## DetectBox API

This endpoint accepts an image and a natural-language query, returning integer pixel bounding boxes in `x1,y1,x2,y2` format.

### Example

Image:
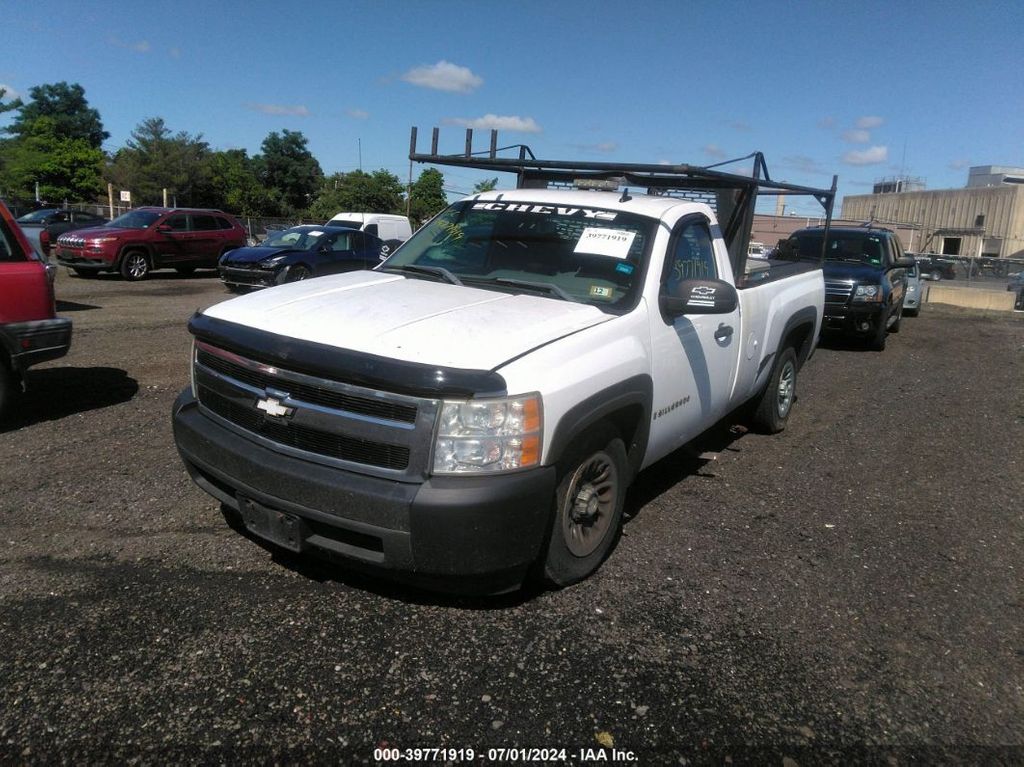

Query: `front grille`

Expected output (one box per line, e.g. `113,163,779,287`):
196,348,417,423
199,385,410,470
824,279,853,304
193,341,438,478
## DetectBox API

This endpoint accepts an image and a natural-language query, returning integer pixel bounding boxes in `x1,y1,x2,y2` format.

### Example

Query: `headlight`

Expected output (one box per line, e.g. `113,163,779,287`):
907,284,917,293
259,255,289,268
853,284,882,302
87,237,118,246
433,394,542,474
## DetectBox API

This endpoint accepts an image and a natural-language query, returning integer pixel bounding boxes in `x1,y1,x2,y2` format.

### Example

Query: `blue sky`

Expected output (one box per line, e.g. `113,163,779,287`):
3,0,1022,215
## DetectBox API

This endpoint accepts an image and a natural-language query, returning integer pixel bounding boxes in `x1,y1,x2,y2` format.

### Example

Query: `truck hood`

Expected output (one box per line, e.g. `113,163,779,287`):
201,270,613,370
822,261,885,282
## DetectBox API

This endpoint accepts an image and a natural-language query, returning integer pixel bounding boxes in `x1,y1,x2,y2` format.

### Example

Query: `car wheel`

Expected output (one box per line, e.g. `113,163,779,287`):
890,303,903,333
119,251,150,281
750,347,798,434
540,425,627,587
868,312,888,351
930,270,942,281
285,265,311,283
905,307,919,317
0,361,20,422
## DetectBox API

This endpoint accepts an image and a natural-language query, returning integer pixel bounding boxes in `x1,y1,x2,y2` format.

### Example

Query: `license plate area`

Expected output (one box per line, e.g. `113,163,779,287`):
238,496,307,553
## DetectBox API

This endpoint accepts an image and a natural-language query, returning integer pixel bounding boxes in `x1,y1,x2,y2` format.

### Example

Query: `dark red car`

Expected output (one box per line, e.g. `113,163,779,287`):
0,200,72,419
55,207,246,280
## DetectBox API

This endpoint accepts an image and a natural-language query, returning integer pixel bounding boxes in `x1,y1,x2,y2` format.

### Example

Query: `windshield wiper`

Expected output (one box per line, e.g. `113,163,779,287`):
464,276,575,302
381,264,463,285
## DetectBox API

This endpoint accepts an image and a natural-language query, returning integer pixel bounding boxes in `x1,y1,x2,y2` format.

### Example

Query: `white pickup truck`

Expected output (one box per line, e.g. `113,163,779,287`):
172,130,836,592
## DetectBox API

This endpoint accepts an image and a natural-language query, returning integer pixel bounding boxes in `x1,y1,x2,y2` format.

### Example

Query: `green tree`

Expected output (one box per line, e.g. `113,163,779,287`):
106,117,213,206
472,177,499,194
408,168,447,226
308,169,405,221
205,149,278,216
255,130,323,214
0,117,104,202
4,82,108,148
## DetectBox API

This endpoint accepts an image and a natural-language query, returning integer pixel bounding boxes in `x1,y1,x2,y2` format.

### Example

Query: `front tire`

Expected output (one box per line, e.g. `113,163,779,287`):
120,251,150,281
750,347,798,434
540,425,628,587
285,264,311,283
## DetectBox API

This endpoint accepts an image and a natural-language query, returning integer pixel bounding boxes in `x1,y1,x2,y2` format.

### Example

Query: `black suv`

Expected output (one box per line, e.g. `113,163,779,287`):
781,226,913,351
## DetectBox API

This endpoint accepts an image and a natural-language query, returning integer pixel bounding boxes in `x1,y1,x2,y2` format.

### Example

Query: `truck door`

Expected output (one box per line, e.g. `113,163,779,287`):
647,216,741,458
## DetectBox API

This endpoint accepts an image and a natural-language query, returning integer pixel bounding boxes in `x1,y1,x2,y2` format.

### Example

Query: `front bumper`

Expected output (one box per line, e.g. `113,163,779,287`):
56,247,115,271
7,318,73,372
219,265,280,290
822,302,886,335
172,390,556,591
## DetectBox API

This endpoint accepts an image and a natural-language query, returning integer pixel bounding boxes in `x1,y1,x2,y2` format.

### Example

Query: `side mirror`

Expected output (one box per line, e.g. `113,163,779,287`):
891,256,914,269
156,224,172,233
660,278,738,318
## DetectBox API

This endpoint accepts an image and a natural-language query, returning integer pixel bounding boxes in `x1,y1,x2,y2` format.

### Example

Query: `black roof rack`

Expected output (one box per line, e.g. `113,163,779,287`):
409,127,837,276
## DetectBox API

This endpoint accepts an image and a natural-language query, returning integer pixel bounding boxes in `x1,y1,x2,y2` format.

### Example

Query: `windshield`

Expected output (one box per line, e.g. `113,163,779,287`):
107,210,162,229
787,232,886,266
262,227,327,250
16,209,58,223
379,200,655,309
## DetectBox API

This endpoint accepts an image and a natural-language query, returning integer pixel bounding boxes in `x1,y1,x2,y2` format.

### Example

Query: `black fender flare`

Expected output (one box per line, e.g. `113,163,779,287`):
780,305,819,368
546,374,652,481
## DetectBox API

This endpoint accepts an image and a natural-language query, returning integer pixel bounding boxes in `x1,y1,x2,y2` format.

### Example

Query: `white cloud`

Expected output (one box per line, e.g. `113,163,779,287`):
245,103,311,117
703,143,727,159
571,141,618,153
0,83,20,100
402,61,483,93
843,146,888,166
856,115,884,129
346,108,369,120
842,129,871,144
109,36,151,53
729,120,752,132
818,116,836,129
444,114,541,133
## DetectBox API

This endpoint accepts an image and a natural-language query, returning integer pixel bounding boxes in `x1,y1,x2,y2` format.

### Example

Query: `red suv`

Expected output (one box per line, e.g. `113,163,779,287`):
55,207,246,280
0,200,72,419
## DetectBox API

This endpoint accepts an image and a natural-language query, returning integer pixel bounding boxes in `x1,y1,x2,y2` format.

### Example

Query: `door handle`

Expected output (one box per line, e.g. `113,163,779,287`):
714,323,734,342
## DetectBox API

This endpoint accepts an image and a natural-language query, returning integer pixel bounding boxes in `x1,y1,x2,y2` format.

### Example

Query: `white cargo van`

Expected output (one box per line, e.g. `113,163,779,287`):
326,212,412,250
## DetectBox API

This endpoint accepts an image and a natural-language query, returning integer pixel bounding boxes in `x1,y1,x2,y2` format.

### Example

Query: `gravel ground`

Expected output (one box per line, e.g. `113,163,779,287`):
1,269,1022,764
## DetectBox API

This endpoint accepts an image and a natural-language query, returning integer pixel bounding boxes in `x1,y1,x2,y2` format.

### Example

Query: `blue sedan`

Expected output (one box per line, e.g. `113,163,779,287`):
218,225,385,291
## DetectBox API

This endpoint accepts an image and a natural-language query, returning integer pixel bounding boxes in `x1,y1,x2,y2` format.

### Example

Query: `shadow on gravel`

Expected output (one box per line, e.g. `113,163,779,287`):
56,299,102,312
83,270,219,283
816,332,878,352
2,366,138,432
626,420,747,519
219,507,543,610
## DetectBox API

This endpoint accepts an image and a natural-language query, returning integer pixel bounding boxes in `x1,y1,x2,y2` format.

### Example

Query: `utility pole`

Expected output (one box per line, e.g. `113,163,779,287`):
358,138,362,172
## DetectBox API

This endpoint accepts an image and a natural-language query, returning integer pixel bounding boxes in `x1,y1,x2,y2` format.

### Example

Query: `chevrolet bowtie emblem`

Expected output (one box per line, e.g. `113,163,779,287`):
255,396,294,419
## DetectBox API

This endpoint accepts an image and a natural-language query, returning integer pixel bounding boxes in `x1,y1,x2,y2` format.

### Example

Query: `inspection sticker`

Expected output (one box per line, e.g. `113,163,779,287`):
573,227,636,259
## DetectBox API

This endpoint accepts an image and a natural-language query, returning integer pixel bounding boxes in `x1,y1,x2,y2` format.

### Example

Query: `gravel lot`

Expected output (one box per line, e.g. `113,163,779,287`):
1,269,1022,763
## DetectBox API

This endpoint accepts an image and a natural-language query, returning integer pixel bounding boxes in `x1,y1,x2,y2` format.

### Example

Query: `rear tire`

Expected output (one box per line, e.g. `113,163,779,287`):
540,425,627,587
120,251,150,281
0,363,19,423
750,347,798,434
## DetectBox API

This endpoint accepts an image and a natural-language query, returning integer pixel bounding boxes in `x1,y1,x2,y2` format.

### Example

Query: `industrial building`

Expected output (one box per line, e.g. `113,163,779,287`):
840,166,1024,259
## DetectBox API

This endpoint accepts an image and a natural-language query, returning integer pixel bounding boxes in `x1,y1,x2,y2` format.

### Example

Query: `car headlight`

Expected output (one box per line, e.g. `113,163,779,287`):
87,237,118,246
433,394,542,474
259,255,289,268
907,284,917,293
853,284,882,302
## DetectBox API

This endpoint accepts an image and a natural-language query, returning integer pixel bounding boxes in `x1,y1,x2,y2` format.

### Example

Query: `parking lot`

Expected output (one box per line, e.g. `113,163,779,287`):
1,269,1022,762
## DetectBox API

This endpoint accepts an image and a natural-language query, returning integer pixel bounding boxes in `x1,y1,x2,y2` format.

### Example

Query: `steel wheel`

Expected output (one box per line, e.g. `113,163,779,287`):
776,357,796,420
560,450,620,558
